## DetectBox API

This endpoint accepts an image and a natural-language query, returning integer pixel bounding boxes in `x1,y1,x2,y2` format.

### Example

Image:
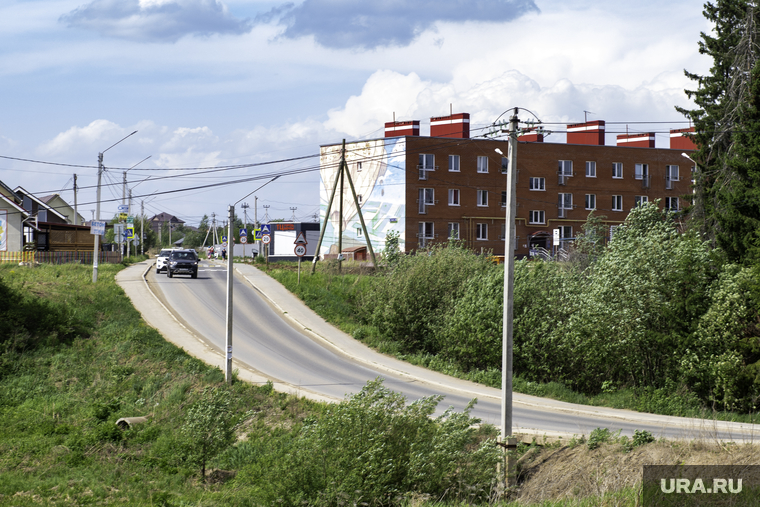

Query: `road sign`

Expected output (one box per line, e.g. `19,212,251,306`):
553,228,560,245
119,213,127,221
253,229,262,240
222,242,227,248
222,235,227,243
240,236,247,244
90,220,106,235
294,244,306,257
240,228,247,237
261,224,271,235
295,231,307,245
117,204,129,213
126,226,134,239
262,234,271,245
126,216,134,224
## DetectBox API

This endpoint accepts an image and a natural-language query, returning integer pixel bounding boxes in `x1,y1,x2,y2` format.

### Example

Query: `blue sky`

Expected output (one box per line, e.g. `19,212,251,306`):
0,0,710,227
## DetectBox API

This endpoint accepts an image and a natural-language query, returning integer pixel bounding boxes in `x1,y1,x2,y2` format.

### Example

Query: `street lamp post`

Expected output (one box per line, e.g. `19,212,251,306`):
224,175,281,383
92,130,137,283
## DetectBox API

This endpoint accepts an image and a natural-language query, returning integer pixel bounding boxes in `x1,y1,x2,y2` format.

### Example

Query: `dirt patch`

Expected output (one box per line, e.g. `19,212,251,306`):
511,440,760,504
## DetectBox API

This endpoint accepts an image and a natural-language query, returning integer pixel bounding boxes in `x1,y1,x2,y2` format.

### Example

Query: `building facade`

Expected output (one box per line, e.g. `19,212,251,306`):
318,114,694,258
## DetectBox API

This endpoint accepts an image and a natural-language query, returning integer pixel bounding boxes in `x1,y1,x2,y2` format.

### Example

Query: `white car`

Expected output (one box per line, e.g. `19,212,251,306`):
156,249,177,273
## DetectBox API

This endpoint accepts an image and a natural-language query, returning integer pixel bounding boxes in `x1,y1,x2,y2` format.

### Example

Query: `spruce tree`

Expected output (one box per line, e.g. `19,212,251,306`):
722,62,760,261
677,0,760,257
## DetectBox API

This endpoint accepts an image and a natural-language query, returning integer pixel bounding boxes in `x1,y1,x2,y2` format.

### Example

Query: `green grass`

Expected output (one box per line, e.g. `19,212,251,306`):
265,261,760,426
0,262,321,505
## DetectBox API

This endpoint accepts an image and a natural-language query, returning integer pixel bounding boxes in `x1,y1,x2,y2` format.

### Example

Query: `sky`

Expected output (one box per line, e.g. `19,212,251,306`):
0,0,712,228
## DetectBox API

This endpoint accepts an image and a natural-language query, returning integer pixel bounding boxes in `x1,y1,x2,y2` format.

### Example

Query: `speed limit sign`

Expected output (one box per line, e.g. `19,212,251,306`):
294,244,306,257
262,234,271,244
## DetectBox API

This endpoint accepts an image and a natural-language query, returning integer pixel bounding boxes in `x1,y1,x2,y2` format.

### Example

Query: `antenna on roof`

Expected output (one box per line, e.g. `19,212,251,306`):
584,110,594,122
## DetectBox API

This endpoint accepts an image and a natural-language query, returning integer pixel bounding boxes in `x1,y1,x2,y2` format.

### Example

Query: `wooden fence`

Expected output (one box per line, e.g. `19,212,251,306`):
0,251,122,265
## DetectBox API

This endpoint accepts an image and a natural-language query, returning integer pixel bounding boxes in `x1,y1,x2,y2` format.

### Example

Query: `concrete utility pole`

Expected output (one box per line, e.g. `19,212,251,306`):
73,174,78,226
141,200,144,256
224,176,280,384
92,153,104,283
225,204,234,383
92,130,137,283
242,202,249,258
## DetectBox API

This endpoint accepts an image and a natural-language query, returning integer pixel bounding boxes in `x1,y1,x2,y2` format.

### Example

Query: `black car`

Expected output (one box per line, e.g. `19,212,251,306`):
166,249,199,279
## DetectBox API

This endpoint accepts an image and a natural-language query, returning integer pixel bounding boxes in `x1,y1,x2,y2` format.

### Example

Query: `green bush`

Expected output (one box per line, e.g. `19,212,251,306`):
251,379,501,505
358,244,492,354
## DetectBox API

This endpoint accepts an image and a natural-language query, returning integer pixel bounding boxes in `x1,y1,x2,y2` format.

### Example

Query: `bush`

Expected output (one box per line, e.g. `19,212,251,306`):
260,379,501,505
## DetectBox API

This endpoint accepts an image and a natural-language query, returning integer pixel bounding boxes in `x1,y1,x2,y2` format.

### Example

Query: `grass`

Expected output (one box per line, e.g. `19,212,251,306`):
0,261,322,505
264,260,760,426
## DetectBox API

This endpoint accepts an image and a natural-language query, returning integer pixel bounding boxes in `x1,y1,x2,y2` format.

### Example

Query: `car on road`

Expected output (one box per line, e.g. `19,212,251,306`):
155,248,178,273
166,249,199,279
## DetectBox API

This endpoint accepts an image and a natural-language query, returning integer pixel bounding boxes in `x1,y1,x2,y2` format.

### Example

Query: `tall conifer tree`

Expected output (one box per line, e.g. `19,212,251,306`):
678,0,760,259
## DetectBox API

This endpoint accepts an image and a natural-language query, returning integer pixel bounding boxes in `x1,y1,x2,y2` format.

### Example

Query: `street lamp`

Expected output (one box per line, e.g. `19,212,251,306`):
92,130,137,283
224,175,281,383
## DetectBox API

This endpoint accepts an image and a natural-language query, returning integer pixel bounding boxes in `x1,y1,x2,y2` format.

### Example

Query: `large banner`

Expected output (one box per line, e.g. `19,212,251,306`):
0,210,6,251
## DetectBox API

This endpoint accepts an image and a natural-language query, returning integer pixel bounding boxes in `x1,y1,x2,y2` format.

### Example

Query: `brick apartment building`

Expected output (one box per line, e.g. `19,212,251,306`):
318,113,694,258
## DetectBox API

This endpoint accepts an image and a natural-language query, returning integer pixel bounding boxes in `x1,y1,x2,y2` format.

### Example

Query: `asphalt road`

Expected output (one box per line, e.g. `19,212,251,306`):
117,259,760,442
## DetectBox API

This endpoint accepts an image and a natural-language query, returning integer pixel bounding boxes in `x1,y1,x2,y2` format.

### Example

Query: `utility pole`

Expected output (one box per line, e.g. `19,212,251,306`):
141,200,144,255
242,202,249,258
290,207,297,222
92,153,104,283
311,139,376,274
225,204,234,383
254,197,258,257
494,109,519,485
73,174,78,225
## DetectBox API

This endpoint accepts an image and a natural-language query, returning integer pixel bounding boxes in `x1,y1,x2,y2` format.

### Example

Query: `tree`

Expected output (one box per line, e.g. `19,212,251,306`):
721,61,760,261
678,1,760,256
180,387,237,481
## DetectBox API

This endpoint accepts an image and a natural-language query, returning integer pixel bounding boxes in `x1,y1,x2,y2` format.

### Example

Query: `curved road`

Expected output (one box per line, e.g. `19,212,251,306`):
117,259,760,442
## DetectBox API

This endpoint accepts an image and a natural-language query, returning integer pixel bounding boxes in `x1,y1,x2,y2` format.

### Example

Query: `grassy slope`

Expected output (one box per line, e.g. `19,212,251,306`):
0,262,319,506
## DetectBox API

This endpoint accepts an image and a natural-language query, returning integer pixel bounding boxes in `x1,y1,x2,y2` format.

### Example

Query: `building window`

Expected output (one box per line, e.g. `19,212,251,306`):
448,189,460,206
613,162,623,179
449,155,460,172
476,223,488,240
529,210,545,224
356,227,363,237
501,157,509,174
665,197,679,211
418,188,434,214
357,194,362,204
477,156,489,173
612,195,623,211
559,225,573,249
634,163,648,180
666,164,679,189
558,160,573,176
477,190,488,207
419,154,435,180
558,193,572,218
635,195,649,206
586,161,596,177
585,194,596,210
448,222,460,240
529,177,545,190
418,222,434,247
357,161,362,172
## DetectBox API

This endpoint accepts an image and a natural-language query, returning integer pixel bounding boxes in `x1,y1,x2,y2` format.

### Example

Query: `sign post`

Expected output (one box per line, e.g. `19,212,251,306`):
294,232,307,284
